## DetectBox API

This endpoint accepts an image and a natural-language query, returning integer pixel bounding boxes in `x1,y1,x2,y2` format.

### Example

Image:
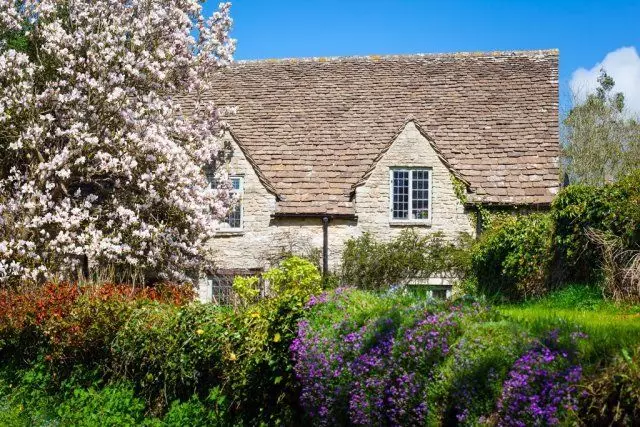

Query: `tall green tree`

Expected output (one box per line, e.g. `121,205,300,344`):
563,70,640,185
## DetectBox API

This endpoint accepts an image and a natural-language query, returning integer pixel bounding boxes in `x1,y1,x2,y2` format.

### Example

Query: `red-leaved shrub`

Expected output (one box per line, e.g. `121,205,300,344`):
0,282,194,367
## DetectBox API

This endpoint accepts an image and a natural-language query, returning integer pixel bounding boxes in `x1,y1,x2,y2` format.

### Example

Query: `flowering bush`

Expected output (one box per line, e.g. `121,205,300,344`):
291,290,595,426
291,289,488,426
432,321,530,425
496,333,583,426
0,0,235,284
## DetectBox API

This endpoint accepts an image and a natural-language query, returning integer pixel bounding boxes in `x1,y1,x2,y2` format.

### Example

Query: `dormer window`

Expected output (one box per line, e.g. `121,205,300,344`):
390,168,432,223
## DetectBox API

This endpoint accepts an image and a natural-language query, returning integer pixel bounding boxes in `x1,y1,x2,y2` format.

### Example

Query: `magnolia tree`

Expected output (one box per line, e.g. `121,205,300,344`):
0,0,236,285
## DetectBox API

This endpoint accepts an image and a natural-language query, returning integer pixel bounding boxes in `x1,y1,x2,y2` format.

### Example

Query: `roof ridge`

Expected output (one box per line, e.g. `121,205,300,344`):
234,49,559,65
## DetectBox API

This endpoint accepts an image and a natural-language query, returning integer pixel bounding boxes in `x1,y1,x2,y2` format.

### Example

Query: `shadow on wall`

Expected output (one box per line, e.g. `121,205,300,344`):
266,217,358,271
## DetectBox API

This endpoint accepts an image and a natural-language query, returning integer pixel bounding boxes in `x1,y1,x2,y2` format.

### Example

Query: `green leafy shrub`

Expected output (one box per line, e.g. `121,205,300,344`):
552,170,640,283
0,282,193,367
163,387,228,427
233,256,322,306
471,213,554,301
111,302,229,411
0,361,59,426
341,230,472,290
56,383,146,427
232,275,261,306
263,255,322,296
224,264,320,425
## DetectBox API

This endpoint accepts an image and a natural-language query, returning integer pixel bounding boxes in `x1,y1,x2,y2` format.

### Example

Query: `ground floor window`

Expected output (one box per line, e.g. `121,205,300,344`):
205,268,264,305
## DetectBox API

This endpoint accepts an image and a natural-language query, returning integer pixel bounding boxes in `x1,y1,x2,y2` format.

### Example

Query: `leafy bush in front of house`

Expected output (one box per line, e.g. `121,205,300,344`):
551,170,640,283
340,230,473,290
471,213,554,301
0,256,321,425
110,302,230,410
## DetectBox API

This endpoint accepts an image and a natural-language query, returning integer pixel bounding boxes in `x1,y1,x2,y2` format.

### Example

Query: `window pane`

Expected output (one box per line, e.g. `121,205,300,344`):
210,275,234,305
392,170,409,219
411,170,429,220
225,204,242,228
231,177,241,191
223,177,243,229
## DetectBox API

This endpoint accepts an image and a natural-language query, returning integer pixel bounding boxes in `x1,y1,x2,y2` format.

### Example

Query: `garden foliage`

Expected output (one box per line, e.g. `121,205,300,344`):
0,256,321,425
290,289,591,426
1,279,640,425
467,171,640,301
470,213,554,301
340,230,472,290
552,170,640,283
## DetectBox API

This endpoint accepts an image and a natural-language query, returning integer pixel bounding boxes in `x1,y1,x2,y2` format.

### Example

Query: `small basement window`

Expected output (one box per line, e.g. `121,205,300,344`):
408,284,452,300
390,168,432,222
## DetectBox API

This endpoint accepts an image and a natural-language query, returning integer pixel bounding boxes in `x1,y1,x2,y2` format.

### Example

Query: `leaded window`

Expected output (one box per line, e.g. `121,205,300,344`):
390,169,432,221
223,177,243,229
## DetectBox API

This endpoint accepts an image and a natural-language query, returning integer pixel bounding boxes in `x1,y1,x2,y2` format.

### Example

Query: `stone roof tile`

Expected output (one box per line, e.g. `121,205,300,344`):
176,49,559,214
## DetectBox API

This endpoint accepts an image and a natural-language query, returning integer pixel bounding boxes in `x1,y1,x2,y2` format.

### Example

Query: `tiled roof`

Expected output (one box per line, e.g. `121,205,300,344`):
177,50,560,214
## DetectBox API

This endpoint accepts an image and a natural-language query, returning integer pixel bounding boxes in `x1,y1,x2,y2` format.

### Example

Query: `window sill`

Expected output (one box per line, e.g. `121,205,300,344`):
389,220,432,227
215,229,245,236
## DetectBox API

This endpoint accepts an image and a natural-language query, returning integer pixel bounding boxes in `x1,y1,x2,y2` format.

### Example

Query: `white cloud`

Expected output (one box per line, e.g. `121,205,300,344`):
570,46,640,117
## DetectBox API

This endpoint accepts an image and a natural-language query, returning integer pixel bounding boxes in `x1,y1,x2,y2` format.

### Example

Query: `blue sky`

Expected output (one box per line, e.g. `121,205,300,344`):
206,1,640,114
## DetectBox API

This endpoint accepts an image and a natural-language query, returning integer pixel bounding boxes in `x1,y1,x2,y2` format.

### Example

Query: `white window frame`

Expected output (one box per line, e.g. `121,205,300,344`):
219,176,244,232
389,168,432,224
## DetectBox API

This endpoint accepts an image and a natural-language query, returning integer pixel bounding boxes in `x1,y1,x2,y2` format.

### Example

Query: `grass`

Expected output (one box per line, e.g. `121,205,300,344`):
498,284,640,363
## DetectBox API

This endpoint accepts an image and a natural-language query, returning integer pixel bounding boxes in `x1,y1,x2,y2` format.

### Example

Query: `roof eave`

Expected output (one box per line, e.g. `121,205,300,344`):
271,212,358,220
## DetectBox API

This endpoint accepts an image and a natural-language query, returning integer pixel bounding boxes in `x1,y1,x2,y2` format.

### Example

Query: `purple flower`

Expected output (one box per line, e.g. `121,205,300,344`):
496,342,582,426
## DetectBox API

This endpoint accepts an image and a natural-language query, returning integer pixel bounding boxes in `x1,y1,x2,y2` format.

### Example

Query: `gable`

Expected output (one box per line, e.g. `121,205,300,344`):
223,130,281,200
353,121,472,234
353,119,470,194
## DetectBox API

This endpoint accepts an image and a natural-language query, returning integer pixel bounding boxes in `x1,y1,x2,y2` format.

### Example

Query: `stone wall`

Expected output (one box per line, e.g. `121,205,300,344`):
201,124,475,300
355,122,475,240
207,135,358,273
206,134,277,272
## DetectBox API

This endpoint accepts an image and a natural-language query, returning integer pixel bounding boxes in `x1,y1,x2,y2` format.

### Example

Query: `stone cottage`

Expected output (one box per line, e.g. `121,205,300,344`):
178,49,560,302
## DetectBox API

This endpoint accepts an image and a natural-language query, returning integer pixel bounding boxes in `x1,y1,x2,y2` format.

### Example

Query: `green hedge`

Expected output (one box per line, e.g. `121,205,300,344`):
551,170,640,283
0,257,321,426
471,213,554,301
471,171,640,301
340,230,472,290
